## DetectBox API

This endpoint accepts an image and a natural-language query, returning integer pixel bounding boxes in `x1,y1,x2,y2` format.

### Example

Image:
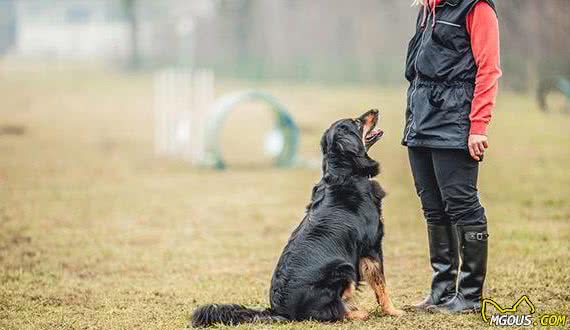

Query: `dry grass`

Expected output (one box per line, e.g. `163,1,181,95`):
0,68,569,330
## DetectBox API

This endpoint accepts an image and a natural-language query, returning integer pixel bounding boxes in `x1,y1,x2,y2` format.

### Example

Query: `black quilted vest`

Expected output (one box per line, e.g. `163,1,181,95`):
402,0,496,149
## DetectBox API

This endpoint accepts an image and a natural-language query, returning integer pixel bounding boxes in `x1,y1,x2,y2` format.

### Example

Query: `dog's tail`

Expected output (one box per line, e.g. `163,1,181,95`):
191,304,286,327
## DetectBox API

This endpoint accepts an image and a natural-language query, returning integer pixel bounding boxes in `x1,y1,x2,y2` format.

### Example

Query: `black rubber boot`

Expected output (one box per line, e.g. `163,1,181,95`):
428,224,488,313
409,224,459,310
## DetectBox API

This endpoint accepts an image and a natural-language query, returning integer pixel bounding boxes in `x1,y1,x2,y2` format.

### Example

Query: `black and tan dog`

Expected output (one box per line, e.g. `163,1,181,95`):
192,110,403,327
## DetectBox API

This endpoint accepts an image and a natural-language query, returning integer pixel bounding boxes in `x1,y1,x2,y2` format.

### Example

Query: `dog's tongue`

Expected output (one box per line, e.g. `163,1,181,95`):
366,128,383,140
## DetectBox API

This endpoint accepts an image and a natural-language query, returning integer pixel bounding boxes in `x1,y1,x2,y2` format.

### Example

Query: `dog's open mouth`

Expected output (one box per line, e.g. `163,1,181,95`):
359,109,383,150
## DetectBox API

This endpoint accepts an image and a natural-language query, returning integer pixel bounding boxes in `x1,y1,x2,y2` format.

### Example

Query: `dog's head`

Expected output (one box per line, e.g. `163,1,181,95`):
320,109,383,181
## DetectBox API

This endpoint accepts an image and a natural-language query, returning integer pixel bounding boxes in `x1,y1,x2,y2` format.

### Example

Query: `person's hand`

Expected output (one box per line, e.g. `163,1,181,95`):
468,134,488,161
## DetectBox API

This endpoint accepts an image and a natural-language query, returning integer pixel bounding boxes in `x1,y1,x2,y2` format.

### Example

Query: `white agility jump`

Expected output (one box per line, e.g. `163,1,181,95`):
153,68,214,163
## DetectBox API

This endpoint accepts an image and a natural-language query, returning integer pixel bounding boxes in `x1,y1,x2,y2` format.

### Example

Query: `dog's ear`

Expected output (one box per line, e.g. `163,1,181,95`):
334,135,380,177
322,127,348,154
333,135,357,155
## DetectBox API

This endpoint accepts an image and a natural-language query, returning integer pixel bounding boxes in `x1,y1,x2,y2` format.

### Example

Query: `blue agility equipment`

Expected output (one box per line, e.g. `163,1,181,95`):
202,91,299,169
556,77,570,98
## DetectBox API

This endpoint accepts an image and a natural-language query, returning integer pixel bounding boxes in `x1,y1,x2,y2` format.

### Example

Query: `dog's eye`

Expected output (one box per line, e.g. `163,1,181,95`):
354,119,362,129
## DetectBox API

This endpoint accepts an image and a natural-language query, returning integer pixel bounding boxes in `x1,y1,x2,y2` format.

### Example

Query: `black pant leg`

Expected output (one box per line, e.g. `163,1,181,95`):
408,147,450,225
431,149,486,226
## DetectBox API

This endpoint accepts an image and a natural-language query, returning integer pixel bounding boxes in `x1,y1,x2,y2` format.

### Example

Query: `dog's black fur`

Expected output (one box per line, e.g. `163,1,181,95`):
192,110,397,327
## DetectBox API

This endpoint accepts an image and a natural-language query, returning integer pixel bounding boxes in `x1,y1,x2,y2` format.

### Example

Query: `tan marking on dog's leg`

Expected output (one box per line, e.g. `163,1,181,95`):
359,257,404,317
342,281,360,312
345,309,369,321
342,280,369,318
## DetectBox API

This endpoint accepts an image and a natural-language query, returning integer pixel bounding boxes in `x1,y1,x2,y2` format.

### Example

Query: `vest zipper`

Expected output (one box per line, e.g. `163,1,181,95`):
405,12,431,143
436,20,461,28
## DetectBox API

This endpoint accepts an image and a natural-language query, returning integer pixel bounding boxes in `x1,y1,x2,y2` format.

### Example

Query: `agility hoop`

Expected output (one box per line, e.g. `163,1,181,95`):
201,91,299,169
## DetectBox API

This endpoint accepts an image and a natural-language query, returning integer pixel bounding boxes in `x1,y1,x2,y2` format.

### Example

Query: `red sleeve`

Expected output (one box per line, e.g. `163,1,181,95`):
466,1,502,135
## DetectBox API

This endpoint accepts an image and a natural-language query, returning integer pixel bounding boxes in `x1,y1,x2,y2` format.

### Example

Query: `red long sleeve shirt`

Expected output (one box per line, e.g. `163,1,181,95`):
426,0,502,135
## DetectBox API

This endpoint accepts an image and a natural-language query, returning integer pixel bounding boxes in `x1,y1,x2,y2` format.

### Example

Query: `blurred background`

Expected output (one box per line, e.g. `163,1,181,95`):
1,0,568,87
0,1,569,329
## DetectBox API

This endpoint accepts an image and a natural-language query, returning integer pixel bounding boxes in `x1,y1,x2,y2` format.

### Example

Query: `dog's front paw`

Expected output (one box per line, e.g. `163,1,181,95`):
346,310,370,321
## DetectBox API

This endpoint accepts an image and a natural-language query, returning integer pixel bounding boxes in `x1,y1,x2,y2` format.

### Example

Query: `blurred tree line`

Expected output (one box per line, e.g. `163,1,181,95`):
189,0,570,91
2,0,568,92
496,0,570,91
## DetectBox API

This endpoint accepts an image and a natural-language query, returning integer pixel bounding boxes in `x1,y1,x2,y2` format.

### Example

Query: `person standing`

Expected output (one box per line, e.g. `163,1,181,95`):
402,0,502,312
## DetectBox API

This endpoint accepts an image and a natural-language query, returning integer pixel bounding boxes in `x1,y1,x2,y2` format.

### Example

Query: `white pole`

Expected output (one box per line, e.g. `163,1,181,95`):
191,69,214,164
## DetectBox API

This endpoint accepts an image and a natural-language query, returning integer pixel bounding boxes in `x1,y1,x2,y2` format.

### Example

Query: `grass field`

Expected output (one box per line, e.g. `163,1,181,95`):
0,68,569,329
